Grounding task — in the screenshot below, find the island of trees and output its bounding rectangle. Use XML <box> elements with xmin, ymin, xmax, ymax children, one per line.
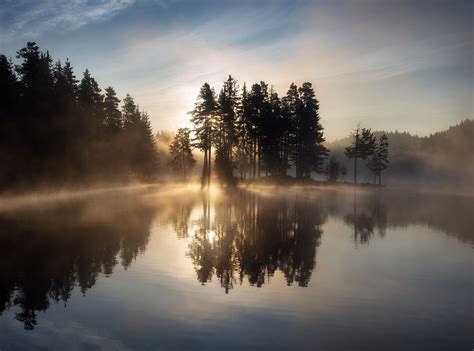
<box><xmin>170</xmin><ymin>75</ymin><xmax>389</xmax><ymax>186</ymax></box>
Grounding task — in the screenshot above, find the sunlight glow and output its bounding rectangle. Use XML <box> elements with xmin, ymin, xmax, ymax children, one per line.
<box><xmin>206</xmin><ymin>229</ymin><xmax>217</xmax><ymax>242</ymax></box>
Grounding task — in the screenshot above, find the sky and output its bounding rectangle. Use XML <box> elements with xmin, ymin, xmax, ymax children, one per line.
<box><xmin>0</xmin><ymin>0</ymin><xmax>472</xmax><ymax>140</ymax></box>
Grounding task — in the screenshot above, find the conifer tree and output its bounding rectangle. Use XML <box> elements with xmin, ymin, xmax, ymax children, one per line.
<box><xmin>281</xmin><ymin>83</ymin><xmax>299</xmax><ymax>176</ymax></box>
<box><xmin>325</xmin><ymin>157</ymin><xmax>341</xmax><ymax>182</ymax></box>
<box><xmin>0</xmin><ymin>55</ymin><xmax>19</xmax><ymax>186</ymax></box>
<box><xmin>78</xmin><ymin>69</ymin><xmax>104</xmax><ymax>134</ymax></box>
<box><xmin>367</xmin><ymin>134</ymin><xmax>389</xmax><ymax>185</ymax></box>
<box><xmin>15</xmin><ymin>42</ymin><xmax>55</xmax><ymax>181</ymax></box>
<box><xmin>293</xmin><ymin>82</ymin><xmax>328</xmax><ymax>178</ymax></box>
<box><xmin>260</xmin><ymin>87</ymin><xmax>284</xmax><ymax>176</ymax></box>
<box><xmin>215</xmin><ymin>75</ymin><xmax>240</xmax><ymax>181</ymax></box>
<box><xmin>247</xmin><ymin>82</ymin><xmax>267</xmax><ymax>177</ymax></box>
<box><xmin>235</xmin><ymin>82</ymin><xmax>253</xmax><ymax>178</ymax></box>
<box><xmin>104</xmin><ymin>87</ymin><xmax>122</xmax><ymax>133</ymax></box>
<box><xmin>169</xmin><ymin>128</ymin><xmax>196</xmax><ymax>180</ymax></box>
<box><xmin>122</xmin><ymin>95</ymin><xmax>158</xmax><ymax>180</ymax></box>
<box><xmin>190</xmin><ymin>83</ymin><xmax>217</xmax><ymax>187</ymax></box>
<box><xmin>136</xmin><ymin>111</ymin><xmax>159</xmax><ymax>179</ymax></box>
<box><xmin>344</xmin><ymin>126</ymin><xmax>376</xmax><ymax>183</ymax></box>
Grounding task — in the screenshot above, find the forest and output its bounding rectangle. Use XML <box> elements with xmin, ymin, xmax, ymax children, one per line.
<box><xmin>0</xmin><ymin>42</ymin><xmax>158</xmax><ymax>192</ymax></box>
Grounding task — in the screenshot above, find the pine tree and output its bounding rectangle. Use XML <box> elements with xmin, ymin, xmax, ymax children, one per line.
<box><xmin>137</xmin><ymin>111</ymin><xmax>159</xmax><ymax>180</ymax></box>
<box><xmin>247</xmin><ymin>82</ymin><xmax>267</xmax><ymax>178</ymax></box>
<box><xmin>294</xmin><ymin>82</ymin><xmax>328</xmax><ymax>178</ymax></box>
<box><xmin>52</xmin><ymin>58</ymin><xmax>80</xmax><ymax>180</ymax></box>
<box><xmin>367</xmin><ymin>134</ymin><xmax>389</xmax><ymax>185</ymax></box>
<box><xmin>234</xmin><ymin>83</ymin><xmax>250</xmax><ymax>178</ymax></box>
<box><xmin>325</xmin><ymin>157</ymin><xmax>341</xmax><ymax>182</ymax></box>
<box><xmin>122</xmin><ymin>95</ymin><xmax>158</xmax><ymax>180</ymax></box>
<box><xmin>104</xmin><ymin>87</ymin><xmax>122</xmax><ymax>133</ymax></box>
<box><xmin>190</xmin><ymin>83</ymin><xmax>217</xmax><ymax>187</ymax></box>
<box><xmin>344</xmin><ymin>126</ymin><xmax>376</xmax><ymax>183</ymax></box>
<box><xmin>169</xmin><ymin>128</ymin><xmax>196</xmax><ymax>180</ymax></box>
<box><xmin>0</xmin><ymin>55</ymin><xmax>20</xmax><ymax>187</ymax></box>
<box><xmin>15</xmin><ymin>42</ymin><xmax>55</xmax><ymax>182</ymax></box>
<box><xmin>281</xmin><ymin>83</ymin><xmax>299</xmax><ymax>177</ymax></box>
<box><xmin>215</xmin><ymin>75</ymin><xmax>240</xmax><ymax>181</ymax></box>
<box><xmin>78</xmin><ymin>69</ymin><xmax>104</xmax><ymax>133</ymax></box>
<box><xmin>260</xmin><ymin>87</ymin><xmax>284</xmax><ymax>176</ymax></box>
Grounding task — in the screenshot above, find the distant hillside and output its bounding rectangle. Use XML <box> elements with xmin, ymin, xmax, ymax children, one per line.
<box><xmin>325</xmin><ymin>119</ymin><xmax>474</xmax><ymax>187</ymax></box>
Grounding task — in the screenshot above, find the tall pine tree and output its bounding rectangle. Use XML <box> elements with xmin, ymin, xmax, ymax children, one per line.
<box><xmin>190</xmin><ymin>83</ymin><xmax>217</xmax><ymax>187</ymax></box>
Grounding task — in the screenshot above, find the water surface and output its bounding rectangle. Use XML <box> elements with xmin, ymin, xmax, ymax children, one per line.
<box><xmin>0</xmin><ymin>185</ymin><xmax>472</xmax><ymax>350</ymax></box>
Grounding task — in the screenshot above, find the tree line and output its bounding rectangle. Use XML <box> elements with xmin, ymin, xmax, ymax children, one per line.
<box><xmin>169</xmin><ymin>75</ymin><xmax>389</xmax><ymax>185</ymax></box>
<box><xmin>0</xmin><ymin>42</ymin><xmax>158</xmax><ymax>191</ymax></box>
<box><xmin>0</xmin><ymin>43</ymin><xmax>388</xmax><ymax>189</ymax></box>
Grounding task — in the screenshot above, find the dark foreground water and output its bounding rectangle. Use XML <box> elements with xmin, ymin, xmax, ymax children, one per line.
<box><xmin>0</xmin><ymin>185</ymin><xmax>472</xmax><ymax>351</ymax></box>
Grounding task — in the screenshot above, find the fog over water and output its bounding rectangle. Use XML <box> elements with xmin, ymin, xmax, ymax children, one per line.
<box><xmin>0</xmin><ymin>185</ymin><xmax>471</xmax><ymax>350</ymax></box>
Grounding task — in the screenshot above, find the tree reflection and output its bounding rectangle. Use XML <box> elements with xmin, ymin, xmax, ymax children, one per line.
<box><xmin>187</xmin><ymin>190</ymin><xmax>326</xmax><ymax>293</ymax></box>
<box><xmin>0</xmin><ymin>194</ymin><xmax>155</xmax><ymax>330</ymax></box>
<box><xmin>344</xmin><ymin>190</ymin><xmax>387</xmax><ymax>244</ymax></box>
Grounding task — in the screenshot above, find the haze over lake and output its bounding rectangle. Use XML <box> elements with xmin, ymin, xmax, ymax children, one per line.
<box><xmin>0</xmin><ymin>185</ymin><xmax>471</xmax><ymax>351</ymax></box>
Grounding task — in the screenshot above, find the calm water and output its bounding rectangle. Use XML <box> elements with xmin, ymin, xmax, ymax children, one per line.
<box><xmin>0</xmin><ymin>185</ymin><xmax>472</xmax><ymax>351</ymax></box>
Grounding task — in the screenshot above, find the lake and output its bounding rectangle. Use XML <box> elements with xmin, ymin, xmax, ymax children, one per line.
<box><xmin>0</xmin><ymin>185</ymin><xmax>472</xmax><ymax>351</ymax></box>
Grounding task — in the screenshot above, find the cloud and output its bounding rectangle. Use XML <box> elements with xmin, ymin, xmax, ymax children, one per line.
<box><xmin>0</xmin><ymin>0</ymin><xmax>136</xmax><ymax>41</ymax></box>
<box><xmin>1</xmin><ymin>0</ymin><xmax>470</xmax><ymax>139</ymax></box>
<box><xmin>108</xmin><ymin>0</ymin><xmax>471</xmax><ymax>139</ymax></box>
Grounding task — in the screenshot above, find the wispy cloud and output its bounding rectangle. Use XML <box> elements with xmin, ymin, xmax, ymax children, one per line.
<box><xmin>0</xmin><ymin>0</ymin><xmax>471</xmax><ymax>139</ymax></box>
<box><xmin>0</xmin><ymin>0</ymin><xmax>136</xmax><ymax>41</ymax></box>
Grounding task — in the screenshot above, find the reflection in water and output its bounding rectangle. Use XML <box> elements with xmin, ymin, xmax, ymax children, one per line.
<box><xmin>188</xmin><ymin>190</ymin><xmax>324</xmax><ymax>292</ymax></box>
<box><xmin>344</xmin><ymin>191</ymin><xmax>388</xmax><ymax>244</ymax></box>
<box><xmin>0</xmin><ymin>186</ymin><xmax>472</xmax><ymax>331</ymax></box>
<box><xmin>0</xmin><ymin>193</ymin><xmax>156</xmax><ymax>330</ymax></box>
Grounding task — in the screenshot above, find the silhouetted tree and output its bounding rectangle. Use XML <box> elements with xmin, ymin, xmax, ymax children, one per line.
<box><xmin>169</xmin><ymin>127</ymin><xmax>195</xmax><ymax>180</ymax></box>
<box><xmin>103</xmin><ymin>87</ymin><xmax>122</xmax><ymax>133</ymax></box>
<box><xmin>215</xmin><ymin>75</ymin><xmax>240</xmax><ymax>181</ymax></box>
<box><xmin>247</xmin><ymin>82</ymin><xmax>267</xmax><ymax>177</ymax></box>
<box><xmin>292</xmin><ymin>82</ymin><xmax>328</xmax><ymax>178</ymax></box>
<box><xmin>234</xmin><ymin>83</ymin><xmax>252</xmax><ymax>178</ymax></box>
<box><xmin>260</xmin><ymin>87</ymin><xmax>284</xmax><ymax>176</ymax></box>
<box><xmin>281</xmin><ymin>83</ymin><xmax>300</xmax><ymax>177</ymax></box>
<box><xmin>0</xmin><ymin>55</ymin><xmax>20</xmax><ymax>186</ymax></box>
<box><xmin>15</xmin><ymin>42</ymin><xmax>55</xmax><ymax>183</ymax></box>
<box><xmin>121</xmin><ymin>94</ymin><xmax>159</xmax><ymax>180</ymax></box>
<box><xmin>78</xmin><ymin>69</ymin><xmax>104</xmax><ymax>134</ymax></box>
<box><xmin>344</xmin><ymin>126</ymin><xmax>376</xmax><ymax>183</ymax></box>
<box><xmin>367</xmin><ymin>134</ymin><xmax>389</xmax><ymax>185</ymax></box>
<box><xmin>190</xmin><ymin>83</ymin><xmax>217</xmax><ymax>187</ymax></box>
<box><xmin>325</xmin><ymin>157</ymin><xmax>341</xmax><ymax>182</ymax></box>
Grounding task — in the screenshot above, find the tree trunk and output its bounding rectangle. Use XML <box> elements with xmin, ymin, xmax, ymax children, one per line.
<box><xmin>202</xmin><ymin>148</ymin><xmax>208</xmax><ymax>188</ymax></box>
<box><xmin>208</xmin><ymin>144</ymin><xmax>211</xmax><ymax>187</ymax></box>
<box><xmin>252</xmin><ymin>140</ymin><xmax>256</xmax><ymax>178</ymax></box>
<box><xmin>354</xmin><ymin>157</ymin><xmax>358</xmax><ymax>184</ymax></box>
